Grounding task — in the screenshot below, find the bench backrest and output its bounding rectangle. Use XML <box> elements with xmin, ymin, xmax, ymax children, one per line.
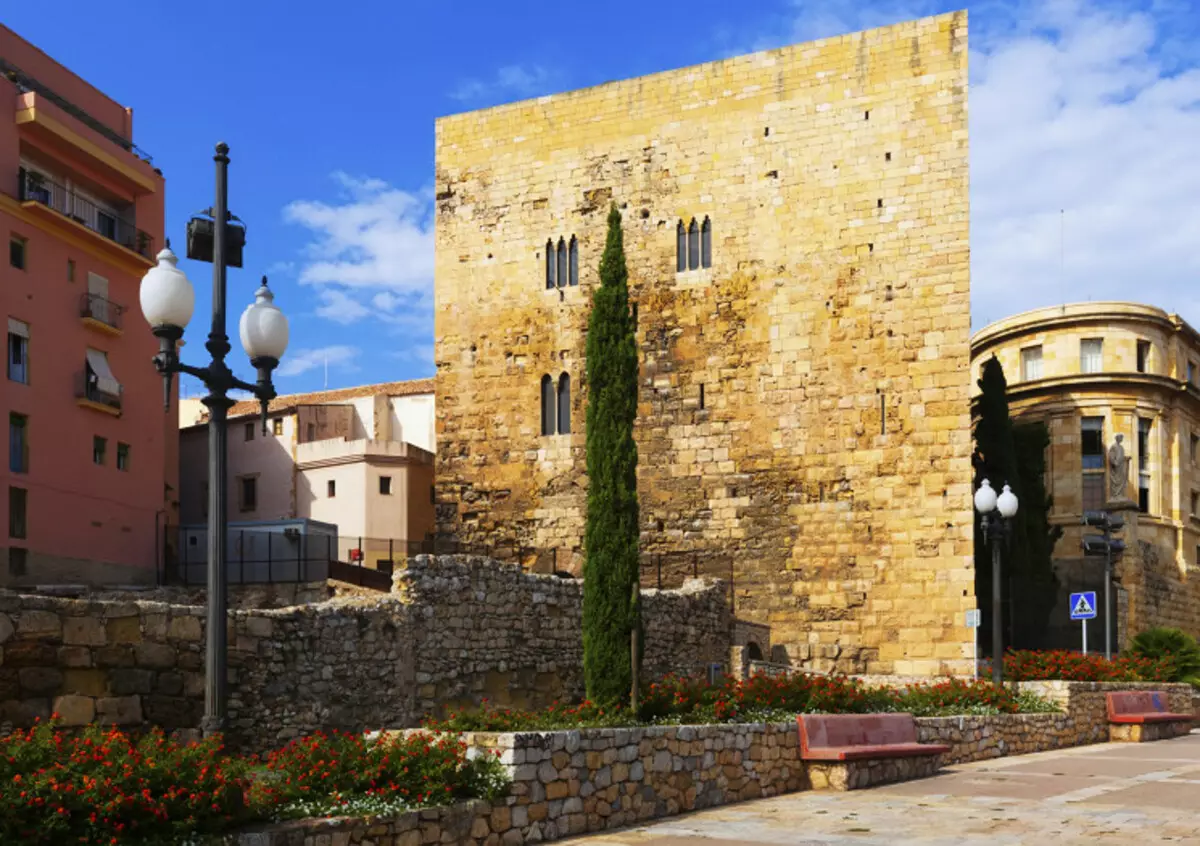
<box><xmin>799</xmin><ymin>713</ymin><xmax>918</xmax><ymax>754</ymax></box>
<box><xmin>1107</xmin><ymin>690</ymin><xmax>1169</xmax><ymax>718</ymax></box>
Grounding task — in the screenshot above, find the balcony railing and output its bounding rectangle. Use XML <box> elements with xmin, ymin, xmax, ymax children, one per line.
<box><xmin>18</xmin><ymin>168</ymin><xmax>154</xmax><ymax>258</ymax></box>
<box><xmin>80</xmin><ymin>293</ymin><xmax>124</xmax><ymax>331</ymax></box>
<box><xmin>75</xmin><ymin>372</ymin><xmax>122</xmax><ymax>411</ymax></box>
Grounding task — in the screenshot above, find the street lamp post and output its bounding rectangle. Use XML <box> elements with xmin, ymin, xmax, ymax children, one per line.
<box><xmin>139</xmin><ymin>143</ymin><xmax>289</xmax><ymax>737</ymax></box>
<box><xmin>974</xmin><ymin>479</ymin><xmax>1019</xmax><ymax>684</ymax></box>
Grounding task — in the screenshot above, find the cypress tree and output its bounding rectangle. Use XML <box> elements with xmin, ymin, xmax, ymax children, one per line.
<box><xmin>972</xmin><ymin>356</ymin><xmax>1017</xmax><ymax>660</ymax></box>
<box><xmin>972</xmin><ymin>357</ymin><xmax>1061</xmax><ymax>653</ymax></box>
<box><xmin>583</xmin><ymin>204</ymin><xmax>642</xmax><ymax>705</ymax></box>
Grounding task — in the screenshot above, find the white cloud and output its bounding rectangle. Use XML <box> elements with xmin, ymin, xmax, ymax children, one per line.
<box><xmin>316</xmin><ymin>288</ymin><xmax>372</xmax><ymax>325</ymax></box>
<box><xmin>449</xmin><ymin>64</ymin><xmax>556</xmax><ymax>103</ymax></box>
<box><xmin>744</xmin><ymin>0</ymin><xmax>1200</xmax><ymax>331</ymax></box>
<box><xmin>282</xmin><ymin>172</ymin><xmax>436</xmax><ymax>348</ymax></box>
<box><xmin>284</xmin><ymin>173</ymin><xmax>433</xmax><ymax>293</ymax></box>
<box><xmin>276</xmin><ymin>345</ymin><xmax>360</xmax><ymax>378</ymax></box>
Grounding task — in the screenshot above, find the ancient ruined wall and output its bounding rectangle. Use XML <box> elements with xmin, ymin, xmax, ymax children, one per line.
<box><xmin>396</xmin><ymin>556</ymin><xmax>730</xmax><ymax>717</ymax></box>
<box><xmin>0</xmin><ymin>557</ymin><xmax>730</xmax><ymax>749</ymax></box>
<box><xmin>0</xmin><ymin>591</ymin><xmax>414</xmax><ymax>752</ymax></box>
<box><xmin>434</xmin><ymin>12</ymin><xmax>973</xmax><ymax>675</ymax></box>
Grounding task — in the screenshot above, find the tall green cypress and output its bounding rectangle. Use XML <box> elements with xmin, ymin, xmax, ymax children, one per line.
<box><xmin>583</xmin><ymin>204</ymin><xmax>641</xmax><ymax>705</ymax></box>
<box><xmin>972</xmin><ymin>356</ymin><xmax>1061</xmax><ymax>653</ymax></box>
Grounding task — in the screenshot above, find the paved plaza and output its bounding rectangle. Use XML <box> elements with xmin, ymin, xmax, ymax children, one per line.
<box><xmin>563</xmin><ymin>732</ymin><xmax>1200</xmax><ymax>845</ymax></box>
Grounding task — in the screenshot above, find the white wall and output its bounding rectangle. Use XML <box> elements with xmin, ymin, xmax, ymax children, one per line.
<box><xmin>179</xmin><ymin>414</ymin><xmax>296</xmax><ymax>525</ymax></box>
<box><xmin>390</xmin><ymin>394</ymin><xmax>435</xmax><ymax>453</ymax></box>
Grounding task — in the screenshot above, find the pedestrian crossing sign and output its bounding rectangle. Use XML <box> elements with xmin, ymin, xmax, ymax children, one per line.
<box><xmin>1070</xmin><ymin>591</ymin><xmax>1097</xmax><ymax>620</ymax></box>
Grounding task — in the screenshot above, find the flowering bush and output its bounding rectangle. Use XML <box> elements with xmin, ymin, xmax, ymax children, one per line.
<box><xmin>0</xmin><ymin>719</ymin><xmax>250</xmax><ymax>845</ymax></box>
<box><xmin>426</xmin><ymin>673</ymin><xmax>1056</xmax><ymax>732</ymax></box>
<box><xmin>0</xmin><ymin>721</ymin><xmax>509</xmax><ymax>844</ymax></box>
<box><xmin>250</xmin><ymin>729</ymin><xmax>508</xmax><ymax>819</ymax></box>
<box><xmin>1003</xmin><ymin>649</ymin><xmax>1176</xmax><ymax>682</ymax></box>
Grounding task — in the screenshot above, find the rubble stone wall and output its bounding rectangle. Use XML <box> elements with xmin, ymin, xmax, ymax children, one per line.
<box><xmin>0</xmin><ymin>557</ymin><xmax>730</xmax><ymax>751</ymax></box>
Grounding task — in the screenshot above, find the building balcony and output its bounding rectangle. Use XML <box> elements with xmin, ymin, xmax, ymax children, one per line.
<box><xmin>295</xmin><ymin>437</ymin><xmax>434</xmax><ymax>470</ymax></box>
<box><xmin>18</xmin><ymin>167</ymin><xmax>154</xmax><ymax>261</ymax></box>
<box><xmin>80</xmin><ymin>293</ymin><xmax>124</xmax><ymax>335</ymax></box>
<box><xmin>75</xmin><ymin>371</ymin><xmax>122</xmax><ymax>416</ymax></box>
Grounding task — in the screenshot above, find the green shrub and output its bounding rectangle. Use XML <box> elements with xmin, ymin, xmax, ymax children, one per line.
<box><xmin>249</xmin><ymin>729</ymin><xmax>509</xmax><ymax>819</ymax></box>
<box><xmin>0</xmin><ymin>719</ymin><xmax>251</xmax><ymax>845</ymax></box>
<box><xmin>0</xmin><ymin>721</ymin><xmax>509</xmax><ymax>844</ymax></box>
<box><xmin>1127</xmin><ymin>628</ymin><xmax>1200</xmax><ymax>682</ymax></box>
<box><xmin>423</xmin><ymin>673</ymin><xmax>1057</xmax><ymax>731</ymax></box>
<box><xmin>1004</xmin><ymin>649</ymin><xmax>1176</xmax><ymax>682</ymax></box>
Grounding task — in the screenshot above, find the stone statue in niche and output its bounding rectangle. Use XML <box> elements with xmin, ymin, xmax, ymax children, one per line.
<box><xmin>1108</xmin><ymin>434</ymin><xmax>1132</xmax><ymax>501</ymax></box>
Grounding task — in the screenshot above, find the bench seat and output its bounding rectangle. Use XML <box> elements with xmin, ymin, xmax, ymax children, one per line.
<box><xmin>1109</xmin><ymin>712</ymin><xmax>1194</xmax><ymax>725</ymax></box>
<box><xmin>802</xmin><ymin>741</ymin><xmax>950</xmax><ymax>762</ymax></box>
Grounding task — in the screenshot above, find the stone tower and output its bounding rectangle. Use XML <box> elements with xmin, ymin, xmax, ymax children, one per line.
<box><xmin>434</xmin><ymin>11</ymin><xmax>974</xmax><ymax>675</ymax></box>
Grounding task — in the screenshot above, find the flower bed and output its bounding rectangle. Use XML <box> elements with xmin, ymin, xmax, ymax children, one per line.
<box><xmin>0</xmin><ymin>720</ymin><xmax>506</xmax><ymax>845</ymax></box>
<box><xmin>425</xmin><ymin>673</ymin><xmax>1059</xmax><ymax>732</ymax></box>
<box><xmin>1004</xmin><ymin>649</ymin><xmax>1177</xmax><ymax>682</ymax></box>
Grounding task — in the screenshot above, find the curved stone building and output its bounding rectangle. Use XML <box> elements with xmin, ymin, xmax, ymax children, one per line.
<box><xmin>970</xmin><ymin>302</ymin><xmax>1200</xmax><ymax>648</ymax></box>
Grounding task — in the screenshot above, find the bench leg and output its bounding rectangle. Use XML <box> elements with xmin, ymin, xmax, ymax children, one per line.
<box><xmin>807</xmin><ymin>756</ymin><xmax>943</xmax><ymax>791</ymax></box>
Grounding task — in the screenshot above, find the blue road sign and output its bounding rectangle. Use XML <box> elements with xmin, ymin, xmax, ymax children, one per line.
<box><xmin>1070</xmin><ymin>591</ymin><xmax>1098</xmax><ymax>621</ymax></box>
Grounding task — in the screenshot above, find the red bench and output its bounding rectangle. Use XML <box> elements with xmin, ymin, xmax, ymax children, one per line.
<box><xmin>1107</xmin><ymin>691</ymin><xmax>1195</xmax><ymax>742</ymax></box>
<box><xmin>798</xmin><ymin>713</ymin><xmax>950</xmax><ymax>789</ymax></box>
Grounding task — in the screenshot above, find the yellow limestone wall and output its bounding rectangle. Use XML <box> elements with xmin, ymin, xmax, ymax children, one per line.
<box><xmin>433</xmin><ymin>11</ymin><xmax>973</xmax><ymax>675</ymax></box>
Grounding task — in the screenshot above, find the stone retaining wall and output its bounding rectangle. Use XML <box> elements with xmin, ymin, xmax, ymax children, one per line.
<box><xmin>453</xmin><ymin>723</ymin><xmax>802</xmax><ymax>842</ymax></box>
<box><xmin>218</xmin><ymin>799</ymin><xmax>488</xmax><ymax>846</ymax></box>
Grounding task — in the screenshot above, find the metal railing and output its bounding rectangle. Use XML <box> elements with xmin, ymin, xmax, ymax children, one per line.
<box><xmin>18</xmin><ymin>168</ymin><xmax>154</xmax><ymax>257</ymax></box>
<box><xmin>75</xmin><ymin>371</ymin><xmax>122</xmax><ymax>410</ymax></box>
<box><xmin>80</xmin><ymin>293</ymin><xmax>124</xmax><ymax>330</ymax></box>
<box><xmin>1</xmin><ymin>58</ymin><xmax>153</xmax><ymax>162</ymax></box>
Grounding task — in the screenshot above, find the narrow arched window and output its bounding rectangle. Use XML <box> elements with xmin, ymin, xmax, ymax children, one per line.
<box><xmin>568</xmin><ymin>236</ymin><xmax>579</xmax><ymax>286</ymax></box>
<box><xmin>676</xmin><ymin>221</ymin><xmax>686</xmax><ymax>272</ymax></box>
<box><xmin>701</xmin><ymin>216</ymin><xmax>712</xmax><ymax>268</ymax></box>
<box><xmin>687</xmin><ymin>219</ymin><xmax>699</xmax><ymax>270</ymax></box>
<box><xmin>541</xmin><ymin>375</ymin><xmax>555</xmax><ymax>436</ymax></box>
<box><xmin>545</xmin><ymin>240</ymin><xmax>555</xmax><ymax>289</ymax></box>
<box><xmin>557</xmin><ymin>238</ymin><xmax>567</xmax><ymax>289</ymax></box>
<box><xmin>557</xmin><ymin>373</ymin><xmax>571</xmax><ymax>434</ymax></box>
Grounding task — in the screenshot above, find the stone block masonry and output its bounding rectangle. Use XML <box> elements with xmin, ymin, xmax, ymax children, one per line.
<box><xmin>434</xmin><ymin>11</ymin><xmax>974</xmax><ymax>676</ymax></box>
<box><xmin>0</xmin><ymin>556</ymin><xmax>730</xmax><ymax>751</ymax></box>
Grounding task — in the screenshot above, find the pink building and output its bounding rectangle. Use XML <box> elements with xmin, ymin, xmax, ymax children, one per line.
<box><xmin>0</xmin><ymin>25</ymin><xmax>173</xmax><ymax>585</ymax></box>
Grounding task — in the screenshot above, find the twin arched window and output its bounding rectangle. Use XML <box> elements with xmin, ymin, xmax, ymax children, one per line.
<box><xmin>676</xmin><ymin>217</ymin><xmax>712</xmax><ymax>271</ymax></box>
<box><xmin>545</xmin><ymin>236</ymin><xmax>579</xmax><ymax>289</ymax></box>
<box><xmin>541</xmin><ymin>373</ymin><xmax>571</xmax><ymax>435</ymax></box>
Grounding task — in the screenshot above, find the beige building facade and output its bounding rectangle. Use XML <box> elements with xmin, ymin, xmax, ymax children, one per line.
<box><xmin>970</xmin><ymin>302</ymin><xmax>1200</xmax><ymax>646</ymax></box>
<box><xmin>434</xmin><ymin>12</ymin><xmax>974</xmax><ymax>675</ymax></box>
<box><xmin>179</xmin><ymin>379</ymin><xmax>436</xmax><ymax>567</ymax></box>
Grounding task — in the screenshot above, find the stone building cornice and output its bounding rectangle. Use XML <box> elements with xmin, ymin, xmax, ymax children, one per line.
<box><xmin>971</xmin><ymin>302</ymin><xmax>1200</xmax><ymax>358</ymax></box>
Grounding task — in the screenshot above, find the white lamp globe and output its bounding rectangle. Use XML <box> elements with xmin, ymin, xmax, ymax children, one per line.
<box><xmin>239</xmin><ymin>279</ymin><xmax>289</xmax><ymax>361</ymax></box>
<box><xmin>974</xmin><ymin>479</ymin><xmax>997</xmax><ymax>514</ymax></box>
<box><xmin>139</xmin><ymin>245</ymin><xmax>194</xmax><ymax>329</ymax></box>
<box><xmin>997</xmin><ymin>484</ymin><xmax>1019</xmax><ymax>518</ymax></box>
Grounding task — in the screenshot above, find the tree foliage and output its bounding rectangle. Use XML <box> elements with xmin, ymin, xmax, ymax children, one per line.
<box><xmin>972</xmin><ymin>356</ymin><xmax>1061</xmax><ymax>653</ymax></box>
<box><xmin>582</xmin><ymin>204</ymin><xmax>642</xmax><ymax>704</ymax></box>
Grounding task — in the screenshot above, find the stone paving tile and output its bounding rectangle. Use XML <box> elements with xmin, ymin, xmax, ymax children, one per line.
<box><xmin>559</xmin><ymin>735</ymin><xmax>1200</xmax><ymax>846</ymax></box>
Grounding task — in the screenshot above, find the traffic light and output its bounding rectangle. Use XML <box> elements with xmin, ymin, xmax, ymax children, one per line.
<box><xmin>1080</xmin><ymin>509</ymin><xmax>1125</xmax><ymax>558</ymax></box>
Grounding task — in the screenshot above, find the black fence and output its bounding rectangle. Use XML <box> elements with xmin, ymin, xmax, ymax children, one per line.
<box><xmin>163</xmin><ymin>531</ymin><xmax>738</xmax><ymax>609</ymax></box>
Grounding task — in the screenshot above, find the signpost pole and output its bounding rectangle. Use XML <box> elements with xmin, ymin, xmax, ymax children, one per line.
<box><xmin>1082</xmin><ymin>618</ymin><xmax>1088</xmax><ymax>655</ymax></box>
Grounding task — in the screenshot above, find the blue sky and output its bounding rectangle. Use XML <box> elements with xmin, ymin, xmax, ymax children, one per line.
<box><xmin>8</xmin><ymin>0</ymin><xmax>1200</xmax><ymax>396</ymax></box>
